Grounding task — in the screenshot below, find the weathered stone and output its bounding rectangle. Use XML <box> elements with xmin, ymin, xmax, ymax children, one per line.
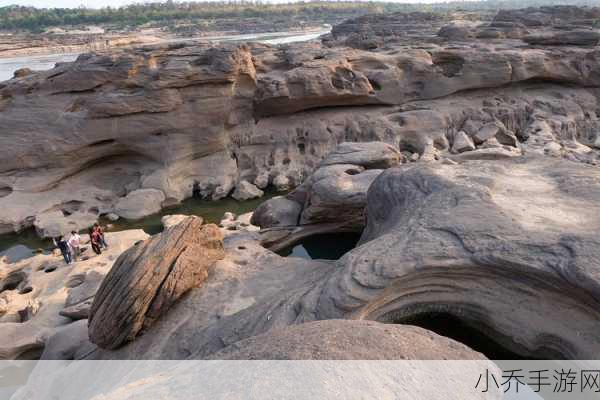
<box><xmin>40</xmin><ymin>320</ymin><xmax>92</xmax><ymax>360</ymax></box>
<box><xmin>272</xmin><ymin>174</ymin><xmax>291</xmax><ymax>192</ymax></box>
<box><xmin>106</xmin><ymin>213</ymin><xmax>119</xmax><ymax>221</ymax></box>
<box><xmin>161</xmin><ymin>214</ymin><xmax>192</xmax><ymax>230</ymax></box>
<box><xmin>34</xmin><ymin>210</ymin><xmax>97</xmax><ymax>238</ymax></box>
<box><xmin>472</xmin><ymin>123</ymin><xmax>501</xmax><ymax>145</ymax></box>
<box><xmin>320</xmin><ymin>142</ymin><xmax>402</xmax><ymax>169</ymax></box>
<box><xmin>523</xmin><ymin>30</ymin><xmax>600</xmax><ymax>46</ymax></box>
<box><xmin>232</xmin><ymin>180</ymin><xmax>264</xmax><ymax>201</ymax></box>
<box><xmin>114</xmin><ymin>189</ymin><xmax>166</xmax><ymax>220</ymax></box>
<box><xmin>88</xmin><ymin>217</ymin><xmax>225</xmax><ymax>349</ymax></box>
<box><xmin>210</xmin><ymin>319</ymin><xmax>486</xmax><ymax>360</ymax></box>
<box><xmin>451</xmin><ymin>131</ymin><xmax>475</xmax><ymax>153</ymax></box>
<box><xmin>250</xmin><ymin>196</ymin><xmax>302</xmax><ymax>228</ymax></box>
<box><xmin>59</xmin><ymin>298</ymin><xmax>93</xmax><ymax>320</ymax></box>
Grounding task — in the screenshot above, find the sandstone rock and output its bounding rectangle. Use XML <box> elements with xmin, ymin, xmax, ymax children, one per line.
<box><xmin>161</xmin><ymin>214</ymin><xmax>192</xmax><ymax>230</ymax></box>
<box><xmin>60</xmin><ymin>298</ymin><xmax>93</xmax><ymax>321</ymax></box>
<box><xmin>451</xmin><ymin>131</ymin><xmax>475</xmax><ymax>153</ymax></box>
<box><xmin>34</xmin><ymin>210</ymin><xmax>97</xmax><ymax>238</ymax></box>
<box><xmin>114</xmin><ymin>189</ymin><xmax>166</xmax><ymax>220</ymax></box>
<box><xmin>106</xmin><ymin>213</ymin><xmax>119</xmax><ymax>221</ymax></box>
<box><xmin>250</xmin><ymin>196</ymin><xmax>302</xmax><ymax>228</ymax></box>
<box><xmin>320</xmin><ymin>142</ymin><xmax>402</xmax><ymax>169</ymax></box>
<box><xmin>300</xmin><ymin>165</ymin><xmax>380</xmax><ymax>227</ymax></box>
<box><xmin>3</xmin><ymin>14</ymin><xmax>600</xmax><ymax>234</ymax></box>
<box><xmin>210</xmin><ymin>319</ymin><xmax>485</xmax><ymax>360</ymax></box>
<box><xmin>523</xmin><ymin>30</ymin><xmax>600</xmax><ymax>46</ymax></box>
<box><xmin>0</xmin><ymin>229</ymin><xmax>149</xmax><ymax>359</ymax></box>
<box><xmin>494</xmin><ymin>6</ymin><xmax>600</xmax><ymax>27</ymax></box>
<box><xmin>319</xmin><ymin>155</ymin><xmax>600</xmax><ymax>359</ymax></box>
<box><xmin>88</xmin><ymin>217</ymin><xmax>225</xmax><ymax>349</ymax></box>
<box><xmin>272</xmin><ymin>174</ymin><xmax>291</xmax><ymax>192</ymax></box>
<box><xmin>65</xmin><ymin>270</ymin><xmax>104</xmax><ymax>307</ymax></box>
<box><xmin>495</xmin><ymin>129</ymin><xmax>519</xmax><ymax>147</ymax></box>
<box><xmin>253</xmin><ymin>173</ymin><xmax>269</xmax><ymax>189</ymax></box>
<box><xmin>232</xmin><ymin>181</ymin><xmax>264</xmax><ymax>201</ymax></box>
<box><xmin>13</xmin><ymin>67</ymin><xmax>33</xmax><ymax>78</ymax></box>
<box><xmin>472</xmin><ymin>123</ymin><xmax>501</xmax><ymax>145</ymax></box>
<box><xmin>40</xmin><ymin>320</ymin><xmax>92</xmax><ymax>360</ymax></box>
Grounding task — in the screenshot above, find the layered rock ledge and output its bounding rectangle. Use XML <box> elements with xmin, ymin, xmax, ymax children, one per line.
<box><xmin>2</xmin><ymin>5</ymin><xmax>600</xmax><ymax>236</ymax></box>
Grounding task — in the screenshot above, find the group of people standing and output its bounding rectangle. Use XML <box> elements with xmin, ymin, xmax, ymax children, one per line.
<box><xmin>53</xmin><ymin>224</ymin><xmax>108</xmax><ymax>265</ymax></box>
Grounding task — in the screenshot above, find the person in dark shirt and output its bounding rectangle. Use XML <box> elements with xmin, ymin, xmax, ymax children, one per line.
<box><xmin>53</xmin><ymin>236</ymin><xmax>72</xmax><ymax>265</ymax></box>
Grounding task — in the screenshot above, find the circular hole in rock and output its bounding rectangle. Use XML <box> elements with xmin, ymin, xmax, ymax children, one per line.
<box><xmin>392</xmin><ymin>311</ymin><xmax>561</xmax><ymax>360</ymax></box>
<box><xmin>237</xmin><ymin>246</ymin><xmax>247</xmax><ymax>251</ymax></box>
<box><xmin>18</xmin><ymin>286</ymin><xmax>33</xmax><ymax>295</ymax></box>
<box><xmin>278</xmin><ymin>232</ymin><xmax>361</xmax><ymax>260</ymax></box>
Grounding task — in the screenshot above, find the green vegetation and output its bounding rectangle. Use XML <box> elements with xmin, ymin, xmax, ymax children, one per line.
<box><xmin>0</xmin><ymin>0</ymin><xmax>598</xmax><ymax>33</ymax></box>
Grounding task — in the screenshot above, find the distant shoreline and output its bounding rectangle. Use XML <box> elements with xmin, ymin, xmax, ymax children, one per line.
<box><xmin>0</xmin><ymin>26</ymin><xmax>330</xmax><ymax>59</ymax></box>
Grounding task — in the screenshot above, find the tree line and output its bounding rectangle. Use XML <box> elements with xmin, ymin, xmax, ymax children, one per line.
<box><xmin>0</xmin><ymin>0</ymin><xmax>598</xmax><ymax>33</ymax></box>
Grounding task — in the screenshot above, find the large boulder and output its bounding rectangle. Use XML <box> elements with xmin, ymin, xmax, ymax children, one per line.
<box><xmin>523</xmin><ymin>30</ymin><xmax>600</xmax><ymax>46</ymax></box>
<box><xmin>114</xmin><ymin>189</ymin><xmax>166</xmax><ymax>220</ymax></box>
<box><xmin>33</xmin><ymin>210</ymin><xmax>97</xmax><ymax>238</ymax></box>
<box><xmin>209</xmin><ymin>319</ymin><xmax>485</xmax><ymax>360</ymax></box>
<box><xmin>316</xmin><ymin>155</ymin><xmax>600</xmax><ymax>359</ymax></box>
<box><xmin>250</xmin><ymin>196</ymin><xmax>302</xmax><ymax>228</ymax></box>
<box><xmin>232</xmin><ymin>180</ymin><xmax>264</xmax><ymax>201</ymax></box>
<box><xmin>320</xmin><ymin>142</ymin><xmax>403</xmax><ymax>169</ymax></box>
<box><xmin>88</xmin><ymin>217</ymin><xmax>225</xmax><ymax>349</ymax></box>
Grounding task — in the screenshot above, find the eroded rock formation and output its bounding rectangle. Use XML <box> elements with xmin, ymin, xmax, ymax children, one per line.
<box><xmin>1</xmin><ymin>5</ymin><xmax>600</xmax><ymax>372</ymax></box>
<box><xmin>88</xmin><ymin>216</ymin><xmax>225</xmax><ymax>349</ymax></box>
<box><xmin>3</xmin><ymin>5</ymin><xmax>600</xmax><ymax>237</ymax></box>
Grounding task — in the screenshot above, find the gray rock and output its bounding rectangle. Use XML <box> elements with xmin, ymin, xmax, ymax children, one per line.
<box><xmin>161</xmin><ymin>214</ymin><xmax>193</xmax><ymax>230</ymax></box>
<box><xmin>451</xmin><ymin>131</ymin><xmax>475</xmax><ymax>153</ymax></box>
<box><xmin>210</xmin><ymin>319</ymin><xmax>485</xmax><ymax>360</ymax></box>
<box><xmin>106</xmin><ymin>213</ymin><xmax>120</xmax><ymax>222</ymax></box>
<box><xmin>59</xmin><ymin>298</ymin><xmax>93</xmax><ymax>321</ymax></box>
<box><xmin>320</xmin><ymin>142</ymin><xmax>402</xmax><ymax>169</ymax></box>
<box><xmin>232</xmin><ymin>181</ymin><xmax>264</xmax><ymax>201</ymax></box>
<box><xmin>250</xmin><ymin>196</ymin><xmax>303</xmax><ymax>228</ymax></box>
<box><xmin>40</xmin><ymin>320</ymin><xmax>92</xmax><ymax>360</ymax></box>
<box><xmin>272</xmin><ymin>174</ymin><xmax>291</xmax><ymax>192</ymax></box>
<box><xmin>523</xmin><ymin>30</ymin><xmax>600</xmax><ymax>46</ymax></box>
<box><xmin>88</xmin><ymin>217</ymin><xmax>225</xmax><ymax>349</ymax></box>
<box><xmin>34</xmin><ymin>211</ymin><xmax>97</xmax><ymax>238</ymax></box>
<box><xmin>472</xmin><ymin>123</ymin><xmax>501</xmax><ymax>145</ymax></box>
<box><xmin>114</xmin><ymin>189</ymin><xmax>166</xmax><ymax>220</ymax></box>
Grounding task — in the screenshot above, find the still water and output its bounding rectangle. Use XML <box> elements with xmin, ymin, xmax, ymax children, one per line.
<box><xmin>0</xmin><ymin>191</ymin><xmax>280</xmax><ymax>262</ymax></box>
<box><xmin>0</xmin><ymin>28</ymin><xmax>329</xmax><ymax>81</ymax></box>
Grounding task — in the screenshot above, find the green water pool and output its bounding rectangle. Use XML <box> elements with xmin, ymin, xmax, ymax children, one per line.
<box><xmin>0</xmin><ymin>190</ymin><xmax>281</xmax><ymax>260</ymax></box>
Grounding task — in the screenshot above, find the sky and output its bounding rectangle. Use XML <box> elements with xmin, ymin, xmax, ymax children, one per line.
<box><xmin>2</xmin><ymin>0</ymin><xmax>447</xmax><ymax>9</ymax></box>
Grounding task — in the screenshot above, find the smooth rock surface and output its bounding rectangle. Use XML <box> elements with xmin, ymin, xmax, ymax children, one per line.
<box><xmin>209</xmin><ymin>319</ymin><xmax>486</xmax><ymax>360</ymax></box>
<box><xmin>232</xmin><ymin>180</ymin><xmax>264</xmax><ymax>201</ymax></box>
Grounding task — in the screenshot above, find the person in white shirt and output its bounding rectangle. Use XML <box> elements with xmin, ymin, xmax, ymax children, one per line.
<box><xmin>68</xmin><ymin>230</ymin><xmax>81</xmax><ymax>261</ymax></box>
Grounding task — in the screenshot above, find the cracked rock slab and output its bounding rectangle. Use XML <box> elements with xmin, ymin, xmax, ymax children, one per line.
<box><xmin>88</xmin><ymin>216</ymin><xmax>225</xmax><ymax>349</ymax></box>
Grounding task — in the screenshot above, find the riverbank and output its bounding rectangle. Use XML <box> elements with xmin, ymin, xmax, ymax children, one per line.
<box><xmin>0</xmin><ymin>27</ymin><xmax>329</xmax><ymax>81</ymax></box>
<box><xmin>0</xmin><ymin>26</ymin><xmax>329</xmax><ymax>59</ymax></box>
<box><xmin>0</xmin><ymin>189</ymin><xmax>282</xmax><ymax>263</ymax></box>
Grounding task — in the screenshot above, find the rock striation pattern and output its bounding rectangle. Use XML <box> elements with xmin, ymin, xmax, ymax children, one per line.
<box><xmin>2</xmin><ymin>5</ymin><xmax>600</xmax><ymax>367</ymax></box>
<box><xmin>88</xmin><ymin>216</ymin><xmax>225</xmax><ymax>349</ymax></box>
<box><xmin>3</xmin><ymin>5</ymin><xmax>600</xmax><ymax>236</ymax></box>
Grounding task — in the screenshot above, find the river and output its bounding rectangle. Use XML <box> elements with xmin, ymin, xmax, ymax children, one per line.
<box><xmin>0</xmin><ymin>28</ymin><xmax>329</xmax><ymax>81</ymax></box>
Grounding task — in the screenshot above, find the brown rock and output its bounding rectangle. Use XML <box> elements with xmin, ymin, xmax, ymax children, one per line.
<box><xmin>88</xmin><ymin>216</ymin><xmax>225</xmax><ymax>349</ymax></box>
